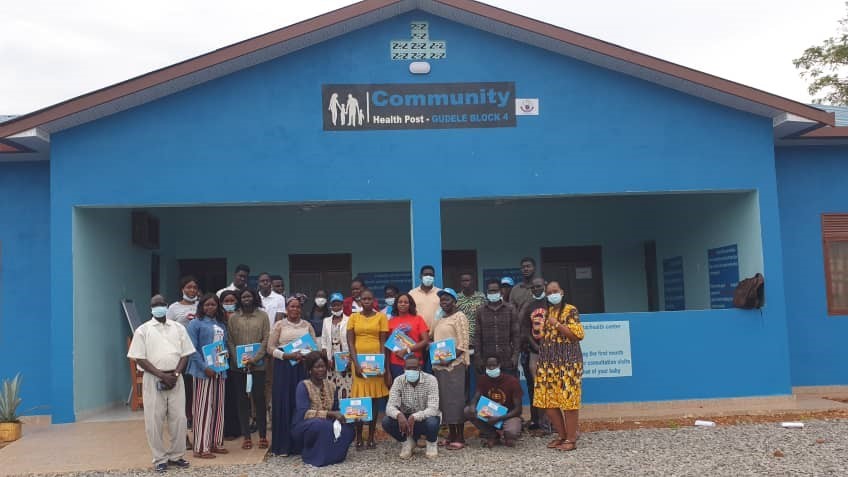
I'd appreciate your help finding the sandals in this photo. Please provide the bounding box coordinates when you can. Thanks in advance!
[437,438,451,447]
[211,447,229,454]
[258,438,269,449]
[366,440,377,450]
[556,440,576,451]
[482,437,499,448]
[192,452,216,459]
[447,441,465,450]
[547,438,565,449]
[242,439,253,450]
[355,440,364,451]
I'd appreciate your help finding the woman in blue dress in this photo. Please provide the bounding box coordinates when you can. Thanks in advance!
[292,352,355,467]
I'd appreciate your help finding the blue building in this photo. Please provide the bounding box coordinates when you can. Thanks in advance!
[1,0,847,424]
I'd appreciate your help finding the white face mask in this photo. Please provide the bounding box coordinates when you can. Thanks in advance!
[385,297,396,307]
[421,275,435,287]
[486,292,502,303]
[183,294,198,303]
[533,292,545,300]
[314,298,327,307]
[152,306,168,318]
[332,309,343,317]
[547,293,563,305]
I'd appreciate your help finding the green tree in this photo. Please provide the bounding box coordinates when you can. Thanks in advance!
[794,3,848,105]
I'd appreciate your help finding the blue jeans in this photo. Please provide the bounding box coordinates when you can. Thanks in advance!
[381,414,441,442]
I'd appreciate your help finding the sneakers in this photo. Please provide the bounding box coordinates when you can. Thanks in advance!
[400,437,414,459]
[154,463,167,473]
[167,458,190,468]
[425,441,438,459]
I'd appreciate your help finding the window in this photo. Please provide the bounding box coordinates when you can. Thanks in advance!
[823,214,848,315]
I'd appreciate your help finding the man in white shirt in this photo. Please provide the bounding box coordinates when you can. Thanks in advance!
[216,264,250,297]
[127,295,197,473]
[257,272,285,328]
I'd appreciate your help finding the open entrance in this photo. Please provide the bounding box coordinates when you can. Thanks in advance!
[442,249,478,290]
[72,201,411,416]
[441,191,764,314]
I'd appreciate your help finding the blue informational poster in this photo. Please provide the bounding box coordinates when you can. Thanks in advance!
[202,341,229,372]
[356,271,413,300]
[281,333,319,366]
[356,354,386,376]
[236,343,264,368]
[340,397,373,423]
[476,396,508,429]
[708,244,739,309]
[662,256,685,311]
[481,268,522,285]
[429,338,457,364]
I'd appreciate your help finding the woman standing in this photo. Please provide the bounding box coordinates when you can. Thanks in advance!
[345,288,389,450]
[431,288,470,450]
[291,352,355,467]
[219,290,242,441]
[308,289,331,338]
[227,289,270,450]
[320,293,351,400]
[386,293,429,381]
[186,293,228,458]
[166,275,200,440]
[268,297,317,456]
[534,281,585,452]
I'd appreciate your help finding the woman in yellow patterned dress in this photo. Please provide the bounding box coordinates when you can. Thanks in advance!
[345,288,389,450]
[533,281,585,451]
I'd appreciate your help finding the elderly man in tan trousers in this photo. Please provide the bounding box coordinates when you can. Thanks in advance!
[128,294,197,473]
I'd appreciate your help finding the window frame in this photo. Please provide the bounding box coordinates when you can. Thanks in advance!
[822,214,848,316]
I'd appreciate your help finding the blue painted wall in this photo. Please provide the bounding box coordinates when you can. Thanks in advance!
[46,11,791,421]
[0,161,51,415]
[777,146,848,386]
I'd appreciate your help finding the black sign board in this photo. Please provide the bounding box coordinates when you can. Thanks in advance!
[322,82,516,131]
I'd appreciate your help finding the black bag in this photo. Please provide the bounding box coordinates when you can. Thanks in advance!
[733,273,764,309]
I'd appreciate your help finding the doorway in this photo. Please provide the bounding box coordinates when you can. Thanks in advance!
[442,249,478,290]
[541,246,605,313]
[289,253,352,299]
[178,258,227,296]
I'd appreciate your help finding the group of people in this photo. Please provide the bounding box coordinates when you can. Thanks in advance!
[127,258,585,472]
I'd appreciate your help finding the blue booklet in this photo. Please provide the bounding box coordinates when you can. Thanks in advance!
[385,328,416,352]
[340,397,373,423]
[429,338,457,365]
[476,396,508,429]
[333,351,350,373]
[235,343,263,368]
[202,340,229,372]
[281,333,318,366]
[356,354,385,376]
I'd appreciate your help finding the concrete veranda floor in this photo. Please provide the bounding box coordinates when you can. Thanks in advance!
[2,386,847,476]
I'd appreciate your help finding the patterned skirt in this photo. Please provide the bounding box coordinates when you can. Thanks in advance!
[533,340,583,411]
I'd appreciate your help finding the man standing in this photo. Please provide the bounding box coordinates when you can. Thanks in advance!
[456,272,486,399]
[257,272,285,329]
[408,265,441,331]
[474,279,521,376]
[508,257,537,311]
[270,274,286,299]
[127,295,196,473]
[217,264,250,297]
[500,276,514,302]
[382,284,399,316]
[519,276,549,434]
[382,356,441,459]
[465,355,523,447]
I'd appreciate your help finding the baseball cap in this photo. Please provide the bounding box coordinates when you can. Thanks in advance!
[329,292,344,303]
[437,287,458,300]
[500,277,515,287]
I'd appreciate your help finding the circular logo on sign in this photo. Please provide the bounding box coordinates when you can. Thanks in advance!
[519,100,536,114]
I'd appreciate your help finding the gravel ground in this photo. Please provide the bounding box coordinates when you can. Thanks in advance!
[24,419,848,477]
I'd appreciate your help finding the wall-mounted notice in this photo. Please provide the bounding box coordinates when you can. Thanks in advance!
[482,268,522,285]
[708,244,739,309]
[581,321,632,378]
[663,256,685,311]
[356,271,412,301]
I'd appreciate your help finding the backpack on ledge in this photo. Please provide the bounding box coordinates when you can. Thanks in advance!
[733,273,764,309]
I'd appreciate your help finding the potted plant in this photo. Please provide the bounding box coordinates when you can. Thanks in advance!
[0,373,23,442]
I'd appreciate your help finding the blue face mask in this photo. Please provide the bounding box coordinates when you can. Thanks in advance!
[486,292,502,303]
[151,306,168,318]
[485,367,501,379]
[547,293,563,305]
[405,370,420,383]
[223,303,237,312]
[421,276,435,287]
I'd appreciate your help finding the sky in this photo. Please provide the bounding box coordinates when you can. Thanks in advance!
[1,0,845,115]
